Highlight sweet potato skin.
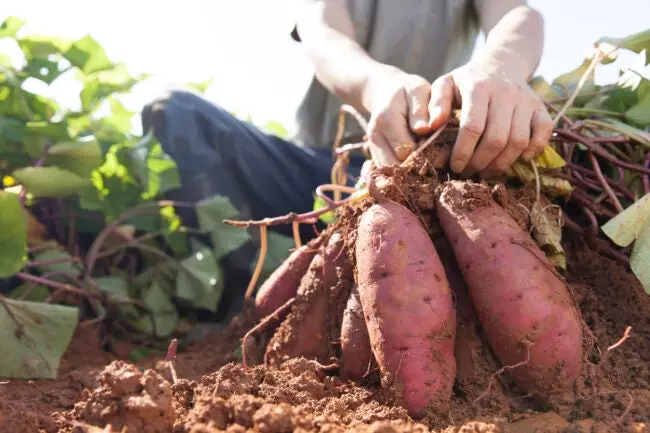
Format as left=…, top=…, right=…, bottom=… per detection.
left=254, top=239, right=320, bottom=318
left=340, top=286, right=373, bottom=380
left=436, top=180, right=583, bottom=397
left=266, top=232, right=352, bottom=364
left=355, top=202, right=456, bottom=418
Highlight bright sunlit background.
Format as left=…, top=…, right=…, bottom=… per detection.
left=2, top=0, right=649, bottom=137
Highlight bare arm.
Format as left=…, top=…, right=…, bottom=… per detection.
left=296, top=0, right=436, bottom=166
left=295, top=0, right=385, bottom=113
left=477, top=1, right=545, bottom=82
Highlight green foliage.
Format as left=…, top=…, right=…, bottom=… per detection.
left=0, top=191, right=27, bottom=277
left=0, top=16, right=268, bottom=379
left=0, top=298, right=78, bottom=379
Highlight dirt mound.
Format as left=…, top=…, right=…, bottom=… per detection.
left=1, top=239, right=648, bottom=432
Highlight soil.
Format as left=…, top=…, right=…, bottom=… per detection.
left=1, top=152, right=649, bottom=433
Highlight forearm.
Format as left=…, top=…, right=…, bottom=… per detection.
left=296, top=0, right=390, bottom=112
left=477, top=6, right=544, bottom=81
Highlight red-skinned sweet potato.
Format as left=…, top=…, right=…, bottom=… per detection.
left=436, top=180, right=583, bottom=398
left=355, top=202, right=456, bottom=418
left=254, top=237, right=323, bottom=318
left=266, top=232, right=353, bottom=364
left=340, top=286, right=373, bottom=380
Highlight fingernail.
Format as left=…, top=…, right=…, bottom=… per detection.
left=521, top=151, right=534, bottom=161
left=413, top=120, right=428, bottom=132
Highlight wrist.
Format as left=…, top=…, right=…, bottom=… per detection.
left=475, top=47, right=533, bottom=83
left=360, top=64, right=405, bottom=112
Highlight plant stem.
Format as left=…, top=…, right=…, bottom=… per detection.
left=557, top=129, right=650, bottom=176
left=588, top=152, right=624, bottom=213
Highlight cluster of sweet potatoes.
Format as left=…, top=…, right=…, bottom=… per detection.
left=252, top=179, right=584, bottom=419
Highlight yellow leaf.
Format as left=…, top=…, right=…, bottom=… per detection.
left=534, top=146, right=566, bottom=169
left=530, top=201, right=566, bottom=271
left=509, top=163, right=574, bottom=197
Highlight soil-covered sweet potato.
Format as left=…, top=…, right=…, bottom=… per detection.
left=436, top=180, right=583, bottom=398
left=355, top=202, right=456, bottom=418
left=265, top=232, right=353, bottom=364
left=340, top=286, right=373, bottom=380
left=254, top=237, right=322, bottom=318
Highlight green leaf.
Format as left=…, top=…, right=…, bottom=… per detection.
left=598, top=29, right=650, bottom=63
left=7, top=283, right=50, bottom=302
left=0, top=298, right=78, bottom=379
left=64, top=35, right=113, bottom=75
left=18, top=35, right=71, bottom=60
left=262, top=120, right=289, bottom=139
left=0, top=17, right=26, bottom=38
left=185, top=78, right=213, bottom=94
left=24, top=120, right=71, bottom=141
left=0, top=116, right=25, bottom=143
left=630, top=220, right=650, bottom=294
left=31, top=249, right=82, bottom=276
left=313, top=195, right=337, bottom=224
left=80, top=64, right=149, bottom=111
left=94, top=276, right=138, bottom=317
left=0, top=191, right=27, bottom=277
left=196, top=195, right=251, bottom=259
left=584, top=118, right=650, bottom=148
left=601, top=193, right=650, bottom=247
left=23, top=58, right=66, bottom=84
left=126, top=132, right=180, bottom=199
left=625, top=92, right=650, bottom=127
left=45, top=137, right=103, bottom=177
left=12, top=166, right=91, bottom=198
left=135, top=281, right=179, bottom=337
left=175, top=248, right=224, bottom=311
left=530, top=76, right=561, bottom=101
left=552, top=57, right=599, bottom=105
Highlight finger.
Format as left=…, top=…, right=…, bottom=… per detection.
left=450, top=83, right=490, bottom=173
left=373, top=105, right=417, bottom=162
left=406, top=81, right=432, bottom=134
left=521, top=107, right=553, bottom=161
left=465, top=87, right=517, bottom=174
left=484, top=103, right=534, bottom=174
left=368, top=129, right=399, bottom=168
left=428, top=75, right=455, bottom=130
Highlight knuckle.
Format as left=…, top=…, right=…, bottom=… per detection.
left=472, top=79, right=491, bottom=95
left=461, top=120, right=484, bottom=138
left=513, top=137, right=530, bottom=150
left=487, top=134, right=508, bottom=150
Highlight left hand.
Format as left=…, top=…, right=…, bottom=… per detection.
left=427, top=57, right=553, bottom=177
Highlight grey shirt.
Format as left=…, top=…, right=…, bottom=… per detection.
left=290, top=0, right=482, bottom=149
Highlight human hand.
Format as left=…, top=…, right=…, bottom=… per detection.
left=362, top=65, right=436, bottom=167
left=427, top=57, right=553, bottom=176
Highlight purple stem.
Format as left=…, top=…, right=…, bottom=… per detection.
left=644, top=153, right=650, bottom=195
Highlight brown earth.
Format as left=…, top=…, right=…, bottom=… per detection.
left=1, top=238, right=648, bottom=433
left=1, top=149, right=649, bottom=433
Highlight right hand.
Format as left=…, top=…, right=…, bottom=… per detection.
left=363, top=65, right=435, bottom=167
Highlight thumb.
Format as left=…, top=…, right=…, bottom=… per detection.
left=406, top=80, right=432, bottom=134
left=428, top=75, right=455, bottom=129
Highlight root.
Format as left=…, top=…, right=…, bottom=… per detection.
left=242, top=297, right=296, bottom=368
left=166, top=338, right=179, bottom=384
left=473, top=343, right=533, bottom=404
left=606, top=326, right=632, bottom=353
left=244, top=225, right=268, bottom=300
left=292, top=221, right=302, bottom=248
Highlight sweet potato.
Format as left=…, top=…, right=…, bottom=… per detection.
left=436, top=180, right=583, bottom=397
left=266, top=232, right=353, bottom=364
left=340, top=286, right=373, bottom=380
left=254, top=237, right=322, bottom=318
left=355, top=202, right=456, bottom=418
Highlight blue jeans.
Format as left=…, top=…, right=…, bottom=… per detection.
left=142, top=90, right=364, bottom=318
